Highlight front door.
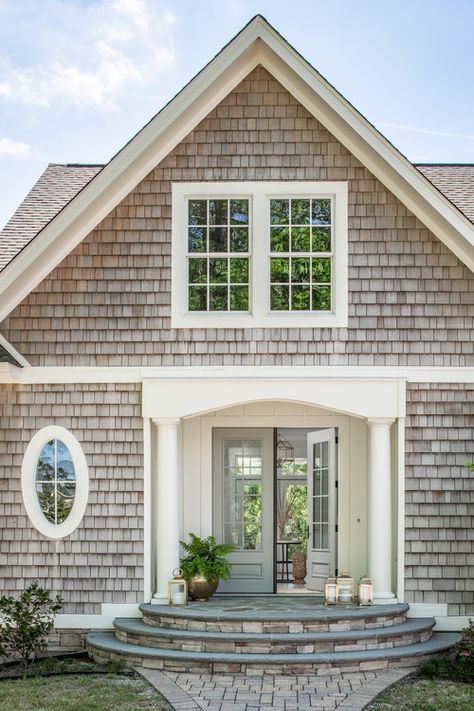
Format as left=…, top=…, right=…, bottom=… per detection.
left=212, top=428, right=274, bottom=593
left=306, top=429, right=337, bottom=591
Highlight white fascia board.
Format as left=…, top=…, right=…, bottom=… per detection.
left=0, top=39, right=261, bottom=324
left=257, top=40, right=474, bottom=271
left=0, top=333, right=30, bottom=367
left=0, top=15, right=472, bottom=326
left=2, top=365, right=474, bottom=385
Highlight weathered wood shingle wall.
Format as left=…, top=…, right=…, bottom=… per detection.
left=1, top=66, right=473, bottom=366
left=0, top=383, right=143, bottom=612
left=405, top=383, right=474, bottom=616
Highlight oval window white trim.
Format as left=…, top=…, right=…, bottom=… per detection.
left=21, top=426, right=89, bottom=539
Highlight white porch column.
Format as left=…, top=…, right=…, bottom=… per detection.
left=151, top=417, right=180, bottom=603
left=368, top=418, right=395, bottom=602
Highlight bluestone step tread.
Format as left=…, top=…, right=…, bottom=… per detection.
left=114, top=616, right=435, bottom=642
left=87, top=631, right=460, bottom=664
left=139, top=600, right=409, bottom=623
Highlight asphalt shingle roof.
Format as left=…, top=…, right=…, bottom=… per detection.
left=0, top=163, right=103, bottom=271
left=416, top=164, right=474, bottom=223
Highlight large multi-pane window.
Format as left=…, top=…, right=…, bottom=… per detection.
left=187, top=198, right=250, bottom=312
left=172, top=182, right=347, bottom=328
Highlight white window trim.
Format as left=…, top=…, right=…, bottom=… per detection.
left=21, top=426, right=89, bottom=539
left=171, top=181, right=348, bottom=328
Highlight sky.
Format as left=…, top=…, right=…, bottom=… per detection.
left=0, top=0, right=473, bottom=229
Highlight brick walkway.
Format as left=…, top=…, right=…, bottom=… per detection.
left=138, top=667, right=413, bottom=710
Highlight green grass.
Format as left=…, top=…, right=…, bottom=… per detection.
left=0, top=673, right=172, bottom=711
left=368, top=678, right=474, bottom=711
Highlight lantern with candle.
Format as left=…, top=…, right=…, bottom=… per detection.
left=168, top=568, right=188, bottom=606
left=324, top=575, right=338, bottom=605
left=357, top=575, right=373, bottom=606
left=336, top=571, right=355, bottom=604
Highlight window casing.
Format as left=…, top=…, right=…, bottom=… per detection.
left=172, top=182, right=348, bottom=328
left=21, top=426, right=89, bottom=539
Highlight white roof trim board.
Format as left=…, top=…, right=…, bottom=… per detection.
left=0, top=333, right=30, bottom=367
left=0, top=15, right=472, bottom=325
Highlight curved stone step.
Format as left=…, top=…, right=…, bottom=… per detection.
left=86, top=631, right=461, bottom=674
left=140, top=599, right=410, bottom=633
left=114, top=616, right=435, bottom=654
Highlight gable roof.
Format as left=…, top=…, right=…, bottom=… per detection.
left=0, top=164, right=102, bottom=271
left=0, top=14, right=473, bottom=326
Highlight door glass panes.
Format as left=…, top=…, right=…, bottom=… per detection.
left=35, top=439, right=76, bottom=525
left=187, top=198, right=250, bottom=312
left=312, top=441, right=329, bottom=551
left=269, top=197, right=332, bottom=312
left=224, top=439, right=263, bottom=550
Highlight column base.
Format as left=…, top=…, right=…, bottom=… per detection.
left=150, top=592, right=168, bottom=605
left=373, top=593, right=397, bottom=605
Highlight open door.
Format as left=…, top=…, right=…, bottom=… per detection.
left=306, top=429, right=337, bottom=591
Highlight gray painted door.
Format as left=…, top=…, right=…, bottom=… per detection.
left=213, top=428, right=274, bottom=593
left=306, top=429, right=337, bottom=592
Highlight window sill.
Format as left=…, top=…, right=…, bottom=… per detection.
left=171, top=311, right=348, bottom=329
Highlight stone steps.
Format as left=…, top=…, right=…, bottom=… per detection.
left=86, top=630, right=461, bottom=674
left=113, top=616, right=435, bottom=654
left=85, top=597, right=461, bottom=674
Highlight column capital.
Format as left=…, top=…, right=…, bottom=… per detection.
left=152, top=417, right=181, bottom=427
left=367, top=417, right=396, bottom=427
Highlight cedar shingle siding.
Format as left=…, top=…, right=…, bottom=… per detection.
left=405, top=383, right=474, bottom=616
left=0, top=383, right=143, bottom=612
left=1, top=67, right=473, bottom=367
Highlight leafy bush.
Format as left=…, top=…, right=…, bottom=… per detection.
left=180, top=534, right=234, bottom=582
left=0, top=582, right=63, bottom=668
left=418, top=618, right=474, bottom=683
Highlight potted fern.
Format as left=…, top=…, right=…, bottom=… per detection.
left=180, top=534, right=234, bottom=601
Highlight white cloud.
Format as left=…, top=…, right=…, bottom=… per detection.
left=0, top=0, right=176, bottom=110
left=0, top=137, right=30, bottom=156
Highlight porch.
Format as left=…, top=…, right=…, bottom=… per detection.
left=141, top=371, right=405, bottom=605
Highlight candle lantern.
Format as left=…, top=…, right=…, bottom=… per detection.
left=167, top=568, right=188, bottom=606
left=336, top=571, right=355, bottom=604
left=324, top=575, right=338, bottom=605
left=357, top=575, right=373, bottom=606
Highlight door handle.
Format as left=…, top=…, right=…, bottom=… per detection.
left=305, top=525, right=310, bottom=539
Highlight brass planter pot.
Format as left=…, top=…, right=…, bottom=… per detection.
left=188, top=576, right=219, bottom=601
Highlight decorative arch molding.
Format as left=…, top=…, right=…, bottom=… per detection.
left=21, top=425, right=89, bottom=539
left=142, top=376, right=405, bottom=420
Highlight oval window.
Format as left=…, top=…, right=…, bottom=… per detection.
left=22, top=426, right=88, bottom=538
left=35, top=439, right=76, bottom=525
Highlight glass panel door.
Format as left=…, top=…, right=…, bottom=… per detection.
left=213, top=428, right=274, bottom=593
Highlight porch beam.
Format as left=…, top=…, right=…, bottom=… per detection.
left=151, top=417, right=181, bottom=603
left=368, top=418, right=396, bottom=601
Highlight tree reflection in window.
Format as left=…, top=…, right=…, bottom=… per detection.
left=35, top=439, right=76, bottom=525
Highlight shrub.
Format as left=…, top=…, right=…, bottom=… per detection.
left=418, top=618, right=474, bottom=683
left=0, top=582, right=63, bottom=668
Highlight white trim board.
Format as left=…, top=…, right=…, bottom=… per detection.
left=55, top=604, right=141, bottom=630
left=0, top=333, right=30, bottom=367
left=1, top=363, right=474, bottom=385
left=0, top=16, right=472, bottom=325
